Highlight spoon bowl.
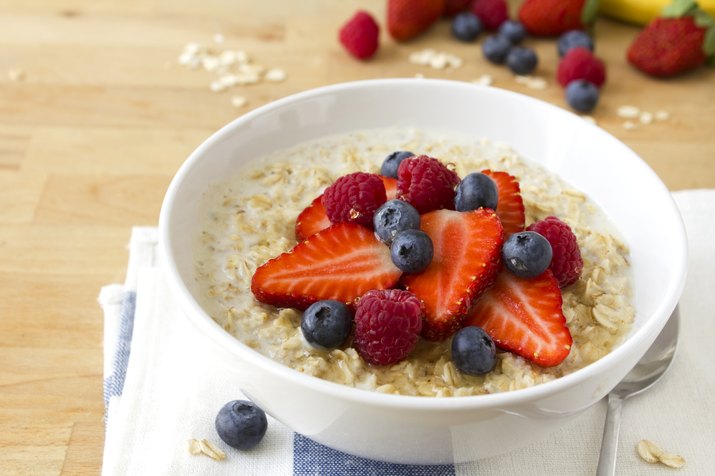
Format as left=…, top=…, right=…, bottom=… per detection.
left=596, top=306, right=680, bottom=475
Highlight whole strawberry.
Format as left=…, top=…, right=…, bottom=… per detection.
left=627, top=0, right=715, bottom=77
left=388, top=0, right=445, bottom=41
left=519, top=0, right=599, bottom=37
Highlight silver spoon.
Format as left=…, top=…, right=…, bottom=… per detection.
left=596, top=306, right=680, bottom=476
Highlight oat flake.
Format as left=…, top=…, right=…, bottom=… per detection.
left=617, top=105, right=640, bottom=119
left=188, top=438, right=227, bottom=460
left=514, top=75, right=547, bottom=90
left=265, top=68, right=287, bottom=82
left=8, top=68, right=25, bottom=82
left=637, top=439, right=685, bottom=468
left=231, top=96, right=247, bottom=108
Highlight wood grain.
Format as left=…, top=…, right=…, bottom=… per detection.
left=1, top=1, right=713, bottom=474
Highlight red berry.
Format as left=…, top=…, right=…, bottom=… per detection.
left=387, top=0, right=445, bottom=41
left=339, top=11, right=380, bottom=60
left=518, top=0, right=591, bottom=37
left=403, top=209, right=503, bottom=341
left=471, top=0, right=509, bottom=30
left=466, top=269, right=572, bottom=367
left=443, top=0, right=472, bottom=16
left=557, top=48, right=607, bottom=88
left=627, top=16, right=708, bottom=78
left=527, top=216, right=583, bottom=287
left=397, top=156, right=460, bottom=214
left=353, top=289, right=424, bottom=366
left=251, top=224, right=402, bottom=310
left=323, top=172, right=387, bottom=228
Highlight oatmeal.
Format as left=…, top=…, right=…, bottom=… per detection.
left=195, top=128, right=634, bottom=397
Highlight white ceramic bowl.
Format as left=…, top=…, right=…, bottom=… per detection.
left=159, top=79, right=687, bottom=464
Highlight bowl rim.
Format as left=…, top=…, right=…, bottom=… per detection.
left=159, top=78, right=688, bottom=411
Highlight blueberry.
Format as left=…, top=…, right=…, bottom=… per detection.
left=498, top=20, right=527, bottom=44
left=565, top=80, right=599, bottom=113
left=215, top=400, right=268, bottom=450
left=455, top=172, right=498, bottom=212
left=502, top=231, right=552, bottom=278
left=506, top=46, right=538, bottom=75
left=451, top=12, right=483, bottom=42
left=380, top=151, right=414, bottom=179
left=558, top=30, right=594, bottom=57
left=390, top=229, right=433, bottom=274
left=482, top=35, right=512, bottom=64
left=451, top=326, right=497, bottom=376
left=373, top=199, right=421, bottom=244
left=301, top=300, right=352, bottom=349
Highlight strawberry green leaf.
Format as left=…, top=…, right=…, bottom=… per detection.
left=704, top=25, right=715, bottom=58
left=661, top=0, right=698, bottom=18
left=581, top=0, right=600, bottom=25
left=693, top=9, right=715, bottom=28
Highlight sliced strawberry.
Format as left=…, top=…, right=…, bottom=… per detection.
left=402, top=209, right=503, bottom=341
left=466, top=269, right=572, bottom=367
left=252, top=223, right=402, bottom=310
left=381, top=176, right=398, bottom=200
left=295, top=195, right=331, bottom=242
left=482, top=170, right=525, bottom=236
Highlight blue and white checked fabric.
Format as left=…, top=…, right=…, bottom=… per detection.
left=100, top=191, right=715, bottom=474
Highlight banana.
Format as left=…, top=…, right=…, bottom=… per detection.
left=600, top=0, right=715, bottom=25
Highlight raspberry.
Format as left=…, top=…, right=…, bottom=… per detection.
left=527, top=216, right=583, bottom=287
left=397, top=156, right=460, bottom=214
left=471, top=0, right=509, bottom=30
left=557, top=48, right=607, bottom=88
left=353, top=289, right=424, bottom=366
left=339, top=11, right=380, bottom=60
left=323, top=172, right=386, bottom=228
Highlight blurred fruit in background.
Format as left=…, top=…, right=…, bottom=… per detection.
left=600, top=0, right=715, bottom=24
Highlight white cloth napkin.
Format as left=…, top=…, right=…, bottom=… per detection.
left=99, top=191, right=715, bottom=475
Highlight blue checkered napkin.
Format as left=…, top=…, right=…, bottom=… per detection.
left=102, top=291, right=136, bottom=409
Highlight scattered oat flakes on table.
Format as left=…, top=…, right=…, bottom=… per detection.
left=408, top=49, right=463, bottom=70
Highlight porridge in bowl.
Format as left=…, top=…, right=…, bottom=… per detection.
left=195, top=128, right=634, bottom=397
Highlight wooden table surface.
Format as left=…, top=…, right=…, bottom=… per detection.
left=1, top=1, right=713, bottom=474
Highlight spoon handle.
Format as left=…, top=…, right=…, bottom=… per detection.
left=596, top=393, right=625, bottom=476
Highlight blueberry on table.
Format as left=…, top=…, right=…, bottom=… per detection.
left=506, top=46, right=538, bottom=75
left=215, top=400, right=268, bottom=450
left=301, top=300, right=352, bottom=349
left=502, top=231, right=553, bottom=278
left=482, top=35, right=512, bottom=64
left=451, top=326, right=497, bottom=375
left=498, top=20, right=527, bottom=44
left=380, top=151, right=414, bottom=179
left=558, top=30, right=594, bottom=57
left=390, top=229, right=434, bottom=274
left=566, top=80, right=599, bottom=113
left=451, top=12, right=483, bottom=42
left=373, top=199, right=421, bottom=244
left=455, top=172, right=498, bottom=212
